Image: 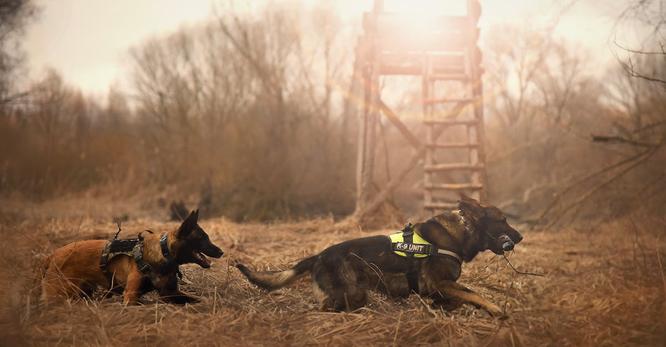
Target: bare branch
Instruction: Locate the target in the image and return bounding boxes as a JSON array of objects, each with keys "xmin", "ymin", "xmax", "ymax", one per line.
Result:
[
  {"xmin": 613, "ymin": 38, "xmax": 666, "ymax": 55},
  {"xmin": 545, "ymin": 147, "xmax": 659, "ymax": 228},
  {"xmin": 539, "ymin": 148, "xmax": 652, "ymax": 221},
  {"xmin": 591, "ymin": 134, "xmax": 658, "ymax": 148},
  {"xmin": 633, "ymin": 120, "xmax": 666, "ymax": 133}
]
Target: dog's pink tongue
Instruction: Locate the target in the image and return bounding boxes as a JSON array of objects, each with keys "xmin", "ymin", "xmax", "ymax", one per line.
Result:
[{"xmin": 196, "ymin": 252, "xmax": 211, "ymax": 267}]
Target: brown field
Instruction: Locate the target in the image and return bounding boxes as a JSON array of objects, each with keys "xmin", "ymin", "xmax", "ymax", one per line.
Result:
[{"xmin": 1, "ymin": 198, "xmax": 665, "ymax": 346}]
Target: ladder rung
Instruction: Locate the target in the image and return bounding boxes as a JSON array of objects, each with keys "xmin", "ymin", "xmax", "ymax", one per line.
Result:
[
  {"xmin": 379, "ymin": 65, "xmax": 466, "ymax": 76},
  {"xmin": 423, "ymin": 119, "xmax": 478, "ymax": 126},
  {"xmin": 424, "ymin": 183, "xmax": 483, "ymax": 190},
  {"xmin": 423, "ymin": 98, "xmax": 473, "ymax": 105},
  {"xmin": 424, "ymin": 202, "xmax": 458, "ymax": 210},
  {"xmin": 428, "ymin": 74, "xmax": 469, "ymax": 81},
  {"xmin": 427, "ymin": 142, "xmax": 479, "ymax": 148},
  {"xmin": 424, "ymin": 163, "xmax": 484, "ymax": 171}
]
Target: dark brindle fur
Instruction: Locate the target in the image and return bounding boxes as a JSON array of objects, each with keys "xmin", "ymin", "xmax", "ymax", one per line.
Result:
[{"xmin": 237, "ymin": 196, "xmax": 523, "ymax": 316}]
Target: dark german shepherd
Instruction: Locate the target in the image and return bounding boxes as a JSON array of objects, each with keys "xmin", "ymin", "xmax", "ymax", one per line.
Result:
[
  {"xmin": 41, "ymin": 210, "xmax": 224, "ymax": 305},
  {"xmin": 237, "ymin": 196, "xmax": 523, "ymax": 316}
]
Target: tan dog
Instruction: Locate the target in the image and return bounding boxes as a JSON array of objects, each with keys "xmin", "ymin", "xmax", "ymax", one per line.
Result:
[{"xmin": 41, "ymin": 210, "xmax": 223, "ymax": 305}]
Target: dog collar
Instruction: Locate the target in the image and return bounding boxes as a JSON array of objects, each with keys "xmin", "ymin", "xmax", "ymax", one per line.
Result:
[
  {"xmin": 160, "ymin": 234, "xmax": 172, "ymax": 262},
  {"xmin": 435, "ymin": 248, "xmax": 462, "ymax": 263}
]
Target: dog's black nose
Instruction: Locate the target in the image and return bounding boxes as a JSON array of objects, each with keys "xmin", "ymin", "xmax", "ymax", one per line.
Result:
[{"xmin": 502, "ymin": 241, "xmax": 514, "ymax": 252}]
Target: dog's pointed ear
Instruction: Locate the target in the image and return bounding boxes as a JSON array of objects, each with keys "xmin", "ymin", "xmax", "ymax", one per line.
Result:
[
  {"xmin": 458, "ymin": 195, "xmax": 483, "ymax": 220},
  {"xmin": 177, "ymin": 210, "xmax": 199, "ymax": 237}
]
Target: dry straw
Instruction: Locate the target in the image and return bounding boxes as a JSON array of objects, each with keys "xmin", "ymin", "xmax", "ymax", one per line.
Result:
[{"xmin": 1, "ymin": 214, "xmax": 665, "ymax": 346}]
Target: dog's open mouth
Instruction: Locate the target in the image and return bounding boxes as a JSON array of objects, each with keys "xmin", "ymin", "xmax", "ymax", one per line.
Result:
[
  {"xmin": 491, "ymin": 234, "xmax": 514, "ymax": 255},
  {"xmin": 193, "ymin": 251, "xmax": 211, "ymax": 268}
]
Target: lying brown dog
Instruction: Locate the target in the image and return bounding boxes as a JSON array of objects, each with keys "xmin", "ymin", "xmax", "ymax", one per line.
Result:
[
  {"xmin": 237, "ymin": 196, "xmax": 522, "ymax": 316},
  {"xmin": 41, "ymin": 210, "xmax": 223, "ymax": 305}
]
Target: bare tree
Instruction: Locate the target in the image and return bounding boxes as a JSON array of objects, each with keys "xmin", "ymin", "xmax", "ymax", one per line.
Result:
[
  {"xmin": 129, "ymin": 3, "xmax": 354, "ymax": 220},
  {"xmin": 613, "ymin": 0, "xmax": 666, "ymax": 85},
  {"xmin": 0, "ymin": 0, "xmax": 37, "ymax": 108}
]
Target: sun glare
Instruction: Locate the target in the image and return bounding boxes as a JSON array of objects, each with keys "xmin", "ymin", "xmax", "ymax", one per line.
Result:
[
  {"xmin": 383, "ymin": 0, "xmax": 467, "ymax": 16},
  {"xmin": 372, "ymin": 0, "xmax": 470, "ymax": 46}
]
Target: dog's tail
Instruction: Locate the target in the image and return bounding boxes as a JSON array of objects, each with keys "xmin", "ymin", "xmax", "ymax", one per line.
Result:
[{"xmin": 236, "ymin": 255, "xmax": 317, "ymax": 291}]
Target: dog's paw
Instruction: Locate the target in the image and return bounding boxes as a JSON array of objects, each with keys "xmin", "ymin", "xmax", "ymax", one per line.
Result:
[
  {"xmin": 161, "ymin": 293, "xmax": 200, "ymax": 305},
  {"xmin": 184, "ymin": 295, "xmax": 201, "ymax": 304},
  {"xmin": 484, "ymin": 303, "xmax": 504, "ymax": 318},
  {"xmin": 496, "ymin": 313, "xmax": 510, "ymax": 321}
]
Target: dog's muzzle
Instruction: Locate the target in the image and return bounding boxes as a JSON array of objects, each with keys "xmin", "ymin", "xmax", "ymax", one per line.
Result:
[{"xmin": 498, "ymin": 234, "xmax": 514, "ymax": 252}]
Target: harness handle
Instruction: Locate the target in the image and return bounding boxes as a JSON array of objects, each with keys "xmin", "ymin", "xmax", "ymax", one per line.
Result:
[
  {"xmin": 113, "ymin": 221, "xmax": 122, "ymax": 240},
  {"xmin": 402, "ymin": 222, "xmax": 414, "ymax": 235}
]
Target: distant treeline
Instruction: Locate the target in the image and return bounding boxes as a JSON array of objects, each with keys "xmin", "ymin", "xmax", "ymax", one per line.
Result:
[{"xmin": 1, "ymin": 3, "xmax": 664, "ymax": 223}]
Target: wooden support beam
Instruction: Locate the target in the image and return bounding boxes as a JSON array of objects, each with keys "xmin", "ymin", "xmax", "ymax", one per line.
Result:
[
  {"xmin": 423, "ymin": 98, "xmax": 473, "ymax": 105},
  {"xmin": 355, "ymin": 146, "xmax": 425, "ymax": 220},
  {"xmin": 423, "ymin": 119, "xmax": 477, "ymax": 126},
  {"xmin": 355, "ymin": 59, "xmax": 380, "ymax": 214},
  {"xmin": 377, "ymin": 99, "xmax": 422, "ymax": 150},
  {"xmin": 424, "ymin": 183, "xmax": 483, "ymax": 190},
  {"xmin": 354, "ymin": 121, "xmax": 448, "ymax": 220},
  {"xmin": 423, "ymin": 100, "xmax": 473, "ymax": 123},
  {"xmin": 424, "ymin": 202, "xmax": 458, "ymax": 210},
  {"xmin": 426, "ymin": 142, "xmax": 478, "ymax": 148},
  {"xmin": 424, "ymin": 163, "xmax": 484, "ymax": 171}
]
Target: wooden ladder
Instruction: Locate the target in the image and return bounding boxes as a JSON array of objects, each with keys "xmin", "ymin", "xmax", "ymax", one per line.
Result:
[{"xmin": 422, "ymin": 46, "xmax": 487, "ymax": 212}]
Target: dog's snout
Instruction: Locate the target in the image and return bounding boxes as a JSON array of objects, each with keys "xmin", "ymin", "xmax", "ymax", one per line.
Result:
[
  {"xmin": 205, "ymin": 244, "xmax": 224, "ymax": 258},
  {"xmin": 514, "ymin": 233, "xmax": 523, "ymax": 244},
  {"xmin": 498, "ymin": 234, "xmax": 514, "ymax": 252}
]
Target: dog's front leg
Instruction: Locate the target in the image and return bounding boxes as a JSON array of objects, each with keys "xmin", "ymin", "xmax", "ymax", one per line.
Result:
[
  {"xmin": 123, "ymin": 269, "xmax": 143, "ymax": 305},
  {"xmin": 434, "ymin": 280, "xmax": 503, "ymax": 317},
  {"xmin": 159, "ymin": 290, "xmax": 200, "ymax": 304},
  {"xmin": 158, "ymin": 274, "xmax": 200, "ymax": 305}
]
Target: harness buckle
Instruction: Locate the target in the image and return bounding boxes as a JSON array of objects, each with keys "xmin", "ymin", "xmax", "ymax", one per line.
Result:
[
  {"xmin": 401, "ymin": 223, "xmax": 414, "ymax": 236},
  {"xmin": 137, "ymin": 263, "xmax": 151, "ymax": 273}
]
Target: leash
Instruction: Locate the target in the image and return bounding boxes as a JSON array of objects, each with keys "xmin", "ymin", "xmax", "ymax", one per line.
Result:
[{"xmin": 502, "ymin": 254, "xmax": 545, "ymax": 277}]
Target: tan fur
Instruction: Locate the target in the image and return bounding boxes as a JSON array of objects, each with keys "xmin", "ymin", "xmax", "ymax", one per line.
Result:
[
  {"xmin": 250, "ymin": 269, "xmax": 303, "ymax": 289},
  {"xmin": 40, "ymin": 228, "xmax": 198, "ymax": 305},
  {"xmin": 41, "ymin": 209, "xmax": 224, "ymax": 305},
  {"xmin": 41, "ymin": 234, "xmax": 170, "ymax": 305},
  {"xmin": 436, "ymin": 280, "xmax": 502, "ymax": 315},
  {"xmin": 312, "ymin": 282, "xmax": 328, "ymax": 309}
]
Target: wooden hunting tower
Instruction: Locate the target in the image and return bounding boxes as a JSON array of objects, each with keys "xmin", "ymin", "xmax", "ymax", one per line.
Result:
[{"xmin": 353, "ymin": 0, "xmax": 486, "ymax": 220}]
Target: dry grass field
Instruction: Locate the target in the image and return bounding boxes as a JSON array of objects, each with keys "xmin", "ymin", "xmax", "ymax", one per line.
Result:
[{"xmin": 1, "ymin": 197, "xmax": 665, "ymax": 346}]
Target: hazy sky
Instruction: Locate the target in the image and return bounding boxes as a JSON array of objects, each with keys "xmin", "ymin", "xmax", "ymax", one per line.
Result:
[{"xmin": 24, "ymin": 0, "xmax": 631, "ymax": 97}]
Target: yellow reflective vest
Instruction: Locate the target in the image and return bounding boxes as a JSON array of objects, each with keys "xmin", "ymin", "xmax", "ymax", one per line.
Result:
[{"xmin": 389, "ymin": 230, "xmax": 433, "ymax": 258}]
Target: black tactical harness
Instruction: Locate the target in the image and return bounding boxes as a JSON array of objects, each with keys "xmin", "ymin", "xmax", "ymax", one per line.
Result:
[
  {"xmin": 99, "ymin": 233, "xmax": 175, "ymax": 277},
  {"xmin": 399, "ymin": 225, "xmax": 422, "ymax": 293}
]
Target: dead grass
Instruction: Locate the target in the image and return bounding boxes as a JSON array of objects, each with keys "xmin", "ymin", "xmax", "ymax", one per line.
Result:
[{"xmin": 1, "ymin": 198, "xmax": 665, "ymax": 346}]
